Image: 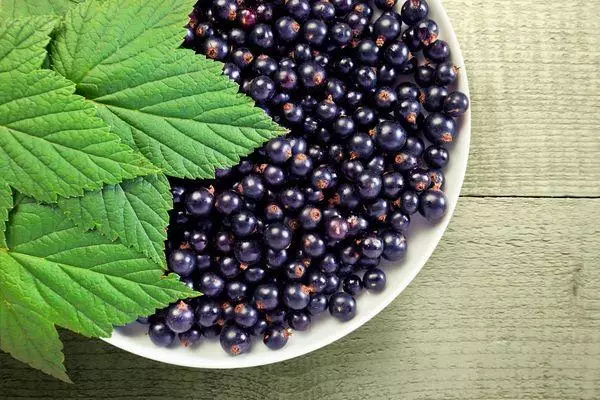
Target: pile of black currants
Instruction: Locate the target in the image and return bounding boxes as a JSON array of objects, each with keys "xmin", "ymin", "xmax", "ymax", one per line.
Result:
[{"xmin": 143, "ymin": 0, "xmax": 470, "ymax": 355}]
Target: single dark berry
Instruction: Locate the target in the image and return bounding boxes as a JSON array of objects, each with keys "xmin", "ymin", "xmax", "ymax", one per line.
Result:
[
  {"xmin": 354, "ymin": 106, "xmax": 376, "ymax": 127},
  {"xmin": 203, "ymin": 36, "xmax": 229, "ymax": 60},
  {"xmin": 234, "ymin": 240, "xmax": 262, "ymax": 264},
  {"xmin": 408, "ymin": 168, "xmax": 431, "ymax": 192},
  {"xmin": 397, "ymin": 82, "xmax": 421, "ymax": 101},
  {"xmin": 424, "ymin": 145, "xmax": 450, "ymax": 169},
  {"xmin": 220, "ymin": 324, "xmax": 251, "ymax": 355},
  {"xmin": 275, "ymin": 16, "xmax": 301, "ymax": 42},
  {"xmin": 401, "ymin": 0, "xmax": 429, "ymax": 25},
  {"xmin": 397, "ymin": 190, "xmax": 420, "ymax": 215},
  {"xmin": 355, "ymin": 66, "xmax": 378, "ymax": 90},
  {"xmin": 283, "ymin": 282, "xmax": 311, "ymax": 310},
  {"xmin": 266, "ymin": 138, "xmax": 293, "ymax": 164},
  {"xmin": 331, "ymin": 22, "xmax": 352, "ymax": 46},
  {"xmin": 419, "ymin": 189, "xmax": 447, "ymax": 220},
  {"xmin": 165, "ymin": 301, "xmax": 195, "ymax": 333},
  {"xmin": 168, "ymin": 249, "xmax": 196, "ymax": 277},
  {"xmin": 373, "ymin": 11, "xmax": 402, "ymax": 44},
  {"xmin": 263, "ymin": 324, "xmax": 290, "ymax": 350},
  {"xmin": 382, "ymin": 230, "xmax": 407, "ymax": 261},
  {"xmin": 444, "ymin": 91, "xmax": 470, "ymax": 117},
  {"xmin": 288, "ymin": 310, "xmax": 311, "ymax": 330},
  {"xmin": 149, "ymin": 322, "xmax": 175, "ymax": 347},
  {"xmin": 307, "ymin": 293, "xmax": 328, "ymax": 314},
  {"xmin": 253, "ymin": 54, "xmax": 278, "ymax": 76},
  {"xmin": 424, "ymin": 112, "xmax": 457, "ymax": 144},
  {"xmin": 363, "ymin": 268, "xmax": 386, "ymax": 292},
  {"xmin": 425, "ymin": 40, "xmax": 451, "ymax": 63},
  {"xmin": 280, "ymin": 187, "xmax": 306, "ymax": 210},
  {"xmin": 254, "ymin": 283, "xmax": 279, "ymax": 311},
  {"xmin": 286, "ymin": 0, "xmax": 311, "ymax": 21},
  {"xmin": 223, "ymin": 62, "xmax": 242, "ymax": 82},
  {"xmin": 415, "ymin": 65, "xmax": 435, "ymax": 87},
  {"xmin": 382, "ymin": 171, "xmax": 405, "ymax": 198},
  {"xmin": 374, "ymin": 120, "xmax": 407, "ymax": 151},
  {"xmin": 302, "ymin": 233, "xmax": 326, "ymax": 257},
  {"xmin": 199, "ymin": 272, "xmax": 225, "ymax": 297},
  {"xmin": 249, "ymin": 75, "xmax": 275, "ymax": 101},
  {"xmin": 357, "ymin": 171, "xmax": 383, "ymax": 199},
  {"xmin": 298, "ymin": 61, "xmax": 327, "ymax": 88},
  {"xmin": 323, "ymin": 273, "xmax": 341, "ymax": 295},
  {"xmin": 348, "ymin": 133, "xmax": 375, "ymax": 160},
  {"xmin": 374, "ymin": 86, "xmax": 398, "ymax": 110},
  {"xmin": 264, "ymin": 223, "xmax": 292, "ymax": 250},
  {"xmin": 233, "ymin": 303, "xmax": 259, "ymax": 328},
  {"xmin": 303, "ymin": 19, "xmax": 328, "ymax": 46},
  {"xmin": 422, "ymin": 86, "xmax": 449, "ymax": 112},
  {"xmin": 249, "ymin": 23, "xmax": 274, "ymax": 49},
  {"xmin": 435, "ymin": 61, "xmax": 458, "ymax": 85},
  {"xmin": 231, "ymin": 47, "xmax": 255, "ymax": 69},
  {"xmin": 328, "ymin": 292, "xmax": 357, "ymax": 321},
  {"xmin": 361, "ymin": 234, "xmax": 385, "ymax": 258},
  {"xmin": 415, "ymin": 19, "xmax": 439, "ymax": 46},
  {"xmin": 196, "ymin": 299, "xmax": 221, "ymax": 327},
  {"xmin": 343, "ymin": 275, "xmax": 364, "ymax": 296},
  {"xmin": 389, "ymin": 211, "xmax": 411, "ymax": 233},
  {"xmin": 179, "ymin": 327, "xmax": 202, "ymax": 347},
  {"xmin": 356, "ymin": 39, "xmax": 380, "ymax": 65},
  {"xmin": 311, "ymin": 165, "xmax": 338, "ymax": 190}
]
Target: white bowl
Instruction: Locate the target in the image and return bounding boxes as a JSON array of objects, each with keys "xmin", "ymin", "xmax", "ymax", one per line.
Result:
[{"xmin": 104, "ymin": 0, "xmax": 471, "ymax": 368}]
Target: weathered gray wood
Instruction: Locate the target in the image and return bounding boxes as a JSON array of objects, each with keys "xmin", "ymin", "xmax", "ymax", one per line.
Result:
[
  {"xmin": 446, "ymin": 0, "xmax": 600, "ymax": 197},
  {"xmin": 1, "ymin": 198, "xmax": 598, "ymax": 399}
]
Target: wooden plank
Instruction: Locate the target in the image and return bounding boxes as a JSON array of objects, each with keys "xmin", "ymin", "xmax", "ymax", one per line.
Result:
[
  {"xmin": 1, "ymin": 198, "xmax": 598, "ymax": 399},
  {"xmin": 444, "ymin": 0, "xmax": 600, "ymax": 197}
]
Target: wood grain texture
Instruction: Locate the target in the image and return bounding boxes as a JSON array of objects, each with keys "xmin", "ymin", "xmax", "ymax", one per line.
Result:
[
  {"xmin": 446, "ymin": 0, "xmax": 600, "ymax": 197},
  {"xmin": 1, "ymin": 198, "xmax": 599, "ymax": 399}
]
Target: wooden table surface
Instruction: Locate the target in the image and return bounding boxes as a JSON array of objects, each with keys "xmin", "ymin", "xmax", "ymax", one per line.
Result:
[{"xmin": 1, "ymin": 1, "xmax": 599, "ymax": 399}]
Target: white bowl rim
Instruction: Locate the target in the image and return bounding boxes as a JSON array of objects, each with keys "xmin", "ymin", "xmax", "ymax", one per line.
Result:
[{"xmin": 103, "ymin": 0, "xmax": 471, "ymax": 369}]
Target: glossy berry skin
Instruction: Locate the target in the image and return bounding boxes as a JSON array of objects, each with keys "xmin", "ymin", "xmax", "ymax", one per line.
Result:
[
  {"xmin": 231, "ymin": 211, "xmax": 258, "ymax": 237},
  {"xmin": 274, "ymin": 69, "xmax": 299, "ymax": 91},
  {"xmin": 397, "ymin": 98, "xmax": 422, "ymax": 132},
  {"xmin": 280, "ymin": 187, "xmax": 306, "ymax": 210},
  {"xmin": 253, "ymin": 55, "xmax": 278, "ymax": 76},
  {"xmin": 263, "ymin": 325, "xmax": 290, "ymax": 350},
  {"xmin": 290, "ymin": 152, "xmax": 313, "ymax": 176},
  {"xmin": 415, "ymin": 19, "xmax": 439, "ymax": 46},
  {"xmin": 373, "ymin": 11, "xmax": 402, "ymax": 43},
  {"xmin": 357, "ymin": 171, "xmax": 383, "ymax": 199},
  {"xmin": 415, "ymin": 65, "xmax": 435, "ymax": 87},
  {"xmin": 285, "ymin": 261, "xmax": 307, "ymax": 281},
  {"xmin": 363, "ymin": 268, "xmax": 387, "ymax": 292},
  {"xmin": 316, "ymin": 99, "xmax": 339, "ymax": 121},
  {"xmin": 331, "ymin": 22, "xmax": 352, "ymax": 46},
  {"xmin": 435, "ymin": 61, "xmax": 457, "ymax": 85},
  {"xmin": 219, "ymin": 257, "xmax": 240, "ymax": 280},
  {"xmin": 254, "ymin": 283, "xmax": 279, "ymax": 311},
  {"xmin": 382, "ymin": 171, "xmax": 405, "ymax": 198},
  {"xmin": 148, "ymin": 322, "xmax": 175, "ymax": 347},
  {"xmin": 226, "ymin": 280, "xmax": 249, "ymax": 302},
  {"xmin": 250, "ymin": 319, "xmax": 268, "ymax": 336},
  {"xmin": 165, "ymin": 301, "xmax": 195, "ymax": 333},
  {"xmin": 231, "ymin": 47, "xmax": 254, "ymax": 69},
  {"xmin": 312, "ymin": 0, "xmax": 335, "ymax": 20},
  {"xmin": 249, "ymin": 75, "xmax": 275, "ymax": 102},
  {"xmin": 424, "ymin": 112, "xmax": 457, "ymax": 144},
  {"xmin": 377, "ymin": 64, "xmax": 398, "ymax": 85},
  {"xmin": 306, "ymin": 293, "xmax": 327, "ymax": 315},
  {"xmin": 264, "ymin": 223, "xmax": 292, "ymax": 250},
  {"xmin": 382, "ymin": 231, "xmax": 407, "ymax": 261},
  {"xmin": 328, "ymin": 292, "xmax": 357, "ymax": 321},
  {"xmin": 408, "ymin": 168, "xmax": 432, "ymax": 192},
  {"xmin": 444, "ymin": 91, "xmax": 470, "ymax": 117},
  {"xmin": 323, "ymin": 274, "xmax": 341, "ymax": 295},
  {"xmin": 283, "ymin": 283, "xmax": 311, "ymax": 310},
  {"xmin": 401, "ymin": 0, "xmax": 429, "ymax": 25},
  {"xmin": 263, "ymin": 164, "xmax": 285, "ymax": 186},
  {"xmin": 275, "ymin": 17, "xmax": 301, "ymax": 42},
  {"xmin": 424, "ymin": 145, "xmax": 450, "ymax": 169},
  {"xmin": 422, "ymin": 86, "xmax": 449, "ymax": 112},
  {"xmin": 288, "ymin": 311, "xmax": 311, "ymax": 330},
  {"xmin": 311, "ymin": 165, "xmax": 338, "ymax": 190},
  {"xmin": 220, "ymin": 324, "xmax": 251, "ymax": 356},
  {"xmin": 298, "ymin": 61, "xmax": 326, "ymax": 88},
  {"xmin": 354, "ymin": 106, "xmax": 376, "ymax": 127},
  {"xmin": 367, "ymin": 156, "xmax": 385, "ymax": 174},
  {"xmin": 179, "ymin": 327, "xmax": 202, "ymax": 347},
  {"xmin": 223, "ymin": 63, "xmax": 241, "ymax": 82},
  {"xmin": 266, "ymin": 138, "xmax": 292, "ymax": 164},
  {"xmin": 203, "ymin": 36, "xmax": 229, "ymax": 60},
  {"xmin": 341, "ymin": 159, "xmax": 364, "ymax": 181},
  {"xmin": 419, "ymin": 189, "xmax": 447, "ymax": 220},
  {"xmin": 249, "ymin": 24, "xmax": 274, "ymax": 49},
  {"xmin": 266, "ymin": 248, "xmax": 288, "ymax": 269},
  {"xmin": 397, "ymin": 82, "xmax": 421, "ymax": 101},
  {"xmin": 212, "ymin": 0, "xmax": 237, "ymax": 21},
  {"xmin": 286, "ymin": 0, "xmax": 311, "ymax": 21},
  {"xmin": 303, "ymin": 19, "xmax": 328, "ymax": 46},
  {"xmin": 302, "ymin": 233, "xmax": 326, "ymax": 257},
  {"xmin": 168, "ymin": 249, "xmax": 196, "ymax": 277},
  {"xmin": 348, "ymin": 133, "xmax": 375, "ymax": 160},
  {"xmin": 333, "ymin": 115, "xmax": 356, "ymax": 138},
  {"xmin": 234, "ymin": 240, "xmax": 262, "ymax": 264},
  {"xmin": 228, "ymin": 28, "xmax": 247, "ymax": 46},
  {"xmin": 398, "ymin": 190, "xmax": 420, "ymax": 215},
  {"xmin": 389, "ymin": 211, "xmax": 411, "ymax": 233},
  {"xmin": 425, "ymin": 40, "xmax": 451, "ymax": 63},
  {"xmin": 199, "ymin": 272, "xmax": 225, "ymax": 297},
  {"xmin": 343, "ymin": 275, "xmax": 364, "ymax": 296},
  {"xmin": 374, "ymin": 86, "xmax": 398, "ymax": 110},
  {"xmin": 196, "ymin": 299, "xmax": 221, "ymax": 327},
  {"xmin": 233, "ymin": 303, "xmax": 259, "ymax": 328},
  {"xmin": 355, "ymin": 66, "xmax": 378, "ymax": 91},
  {"xmin": 356, "ymin": 39, "xmax": 380, "ymax": 65},
  {"xmin": 325, "ymin": 217, "xmax": 349, "ymax": 241},
  {"xmin": 361, "ymin": 234, "xmax": 385, "ymax": 258},
  {"xmin": 374, "ymin": 120, "xmax": 407, "ymax": 152}
]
